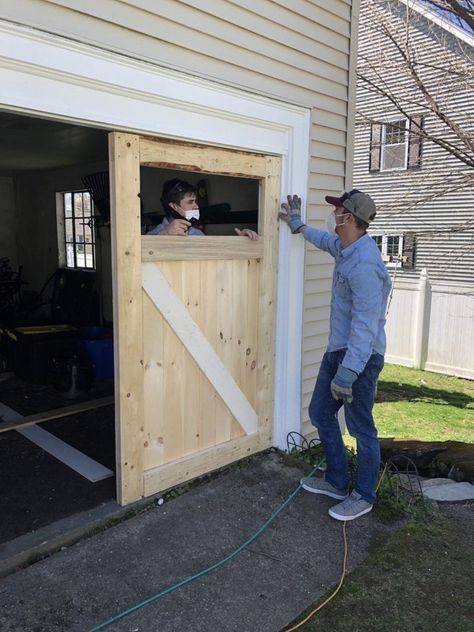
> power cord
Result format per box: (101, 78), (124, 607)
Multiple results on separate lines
(284, 463), (388, 631)
(284, 522), (348, 631)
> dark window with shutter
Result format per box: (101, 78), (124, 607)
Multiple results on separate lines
(408, 116), (423, 169)
(369, 123), (382, 172)
(402, 232), (416, 268)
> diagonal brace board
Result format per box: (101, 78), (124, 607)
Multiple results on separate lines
(142, 263), (258, 435)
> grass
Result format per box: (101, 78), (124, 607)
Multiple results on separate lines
(284, 364), (474, 632)
(284, 510), (474, 632)
(344, 363), (474, 449)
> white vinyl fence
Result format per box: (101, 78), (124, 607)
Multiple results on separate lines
(385, 269), (474, 380)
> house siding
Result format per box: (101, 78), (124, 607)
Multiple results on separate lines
(0, 0), (359, 437)
(354, 0), (474, 286)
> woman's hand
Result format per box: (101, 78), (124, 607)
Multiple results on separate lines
(234, 228), (259, 240)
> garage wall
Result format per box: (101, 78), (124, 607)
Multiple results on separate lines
(14, 161), (112, 320)
(1, 0), (359, 437)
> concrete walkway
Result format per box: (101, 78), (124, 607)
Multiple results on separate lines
(0, 451), (397, 632)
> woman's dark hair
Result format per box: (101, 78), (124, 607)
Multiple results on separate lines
(160, 178), (197, 216)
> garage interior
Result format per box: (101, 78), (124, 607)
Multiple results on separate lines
(0, 111), (259, 544)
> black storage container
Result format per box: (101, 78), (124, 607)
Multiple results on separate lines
(10, 324), (79, 384)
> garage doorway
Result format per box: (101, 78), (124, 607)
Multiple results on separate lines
(0, 111), (115, 543)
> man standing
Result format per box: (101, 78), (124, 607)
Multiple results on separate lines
(279, 190), (391, 521)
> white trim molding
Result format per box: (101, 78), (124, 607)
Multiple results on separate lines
(0, 19), (311, 450)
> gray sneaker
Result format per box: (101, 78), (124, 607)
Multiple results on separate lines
(328, 490), (373, 521)
(300, 477), (348, 500)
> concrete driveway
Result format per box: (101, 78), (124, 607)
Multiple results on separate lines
(0, 451), (396, 632)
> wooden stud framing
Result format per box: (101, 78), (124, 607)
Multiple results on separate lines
(257, 156), (281, 446)
(142, 236), (264, 261)
(109, 132), (144, 504)
(140, 138), (267, 178)
(0, 396), (114, 433)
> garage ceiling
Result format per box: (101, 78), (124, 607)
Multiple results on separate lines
(0, 111), (109, 175)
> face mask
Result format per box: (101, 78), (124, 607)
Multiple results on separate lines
(184, 208), (200, 222)
(325, 212), (337, 234)
(325, 211), (348, 234)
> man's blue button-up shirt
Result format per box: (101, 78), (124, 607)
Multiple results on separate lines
(303, 227), (392, 375)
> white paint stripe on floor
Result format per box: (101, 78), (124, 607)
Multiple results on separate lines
(0, 401), (113, 483)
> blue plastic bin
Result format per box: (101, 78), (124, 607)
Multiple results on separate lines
(78, 327), (114, 380)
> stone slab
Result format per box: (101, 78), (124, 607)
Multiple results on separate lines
(423, 482), (474, 502)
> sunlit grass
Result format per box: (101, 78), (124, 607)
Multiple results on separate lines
(344, 364), (474, 449)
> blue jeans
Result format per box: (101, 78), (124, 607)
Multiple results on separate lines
(308, 350), (384, 504)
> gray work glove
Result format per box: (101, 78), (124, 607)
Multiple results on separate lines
(279, 194), (305, 233)
(330, 366), (358, 404)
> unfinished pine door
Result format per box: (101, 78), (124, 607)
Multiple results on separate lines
(110, 133), (280, 504)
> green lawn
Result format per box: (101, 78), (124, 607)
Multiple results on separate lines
(286, 364), (474, 632)
(285, 509), (474, 632)
(345, 364), (474, 447)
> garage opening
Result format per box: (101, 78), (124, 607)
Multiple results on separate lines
(0, 113), (262, 542)
(0, 111), (114, 544)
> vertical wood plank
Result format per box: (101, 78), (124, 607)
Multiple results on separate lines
(109, 132), (144, 504)
(161, 261), (186, 462)
(257, 156), (281, 445)
(199, 260), (218, 448)
(182, 260), (202, 455)
(215, 258), (234, 443)
(143, 289), (165, 469)
(230, 259), (248, 440)
(244, 258), (259, 410)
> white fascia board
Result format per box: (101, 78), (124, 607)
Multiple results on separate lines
(0, 21), (302, 154)
(400, 0), (474, 48)
(0, 19), (310, 450)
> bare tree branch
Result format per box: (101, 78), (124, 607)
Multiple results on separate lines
(357, 0), (474, 169)
(423, 0), (474, 32)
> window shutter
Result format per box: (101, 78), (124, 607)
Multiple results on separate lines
(402, 232), (416, 268)
(369, 123), (382, 172)
(408, 116), (423, 169)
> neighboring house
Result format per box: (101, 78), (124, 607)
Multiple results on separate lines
(0, 1), (360, 505)
(354, 0), (474, 379)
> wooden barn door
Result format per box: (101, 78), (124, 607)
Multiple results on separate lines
(110, 133), (280, 504)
